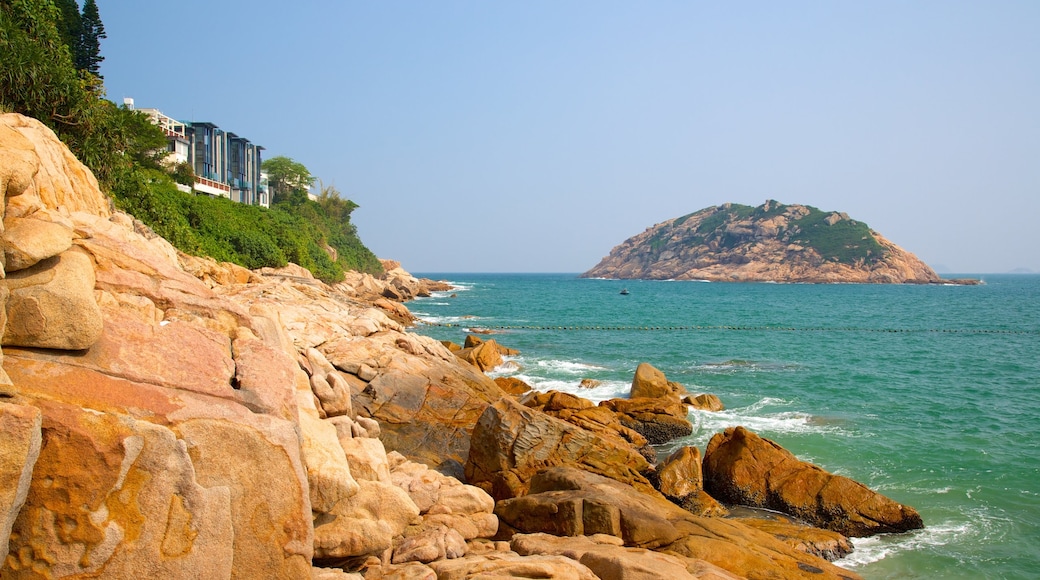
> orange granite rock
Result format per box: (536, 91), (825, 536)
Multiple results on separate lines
(704, 426), (924, 537)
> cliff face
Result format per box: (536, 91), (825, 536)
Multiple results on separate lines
(582, 201), (941, 283)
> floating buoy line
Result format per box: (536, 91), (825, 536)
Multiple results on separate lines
(416, 320), (1038, 335)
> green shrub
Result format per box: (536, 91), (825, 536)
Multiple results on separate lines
(788, 208), (885, 264)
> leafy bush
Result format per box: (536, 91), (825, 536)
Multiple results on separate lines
(110, 167), (200, 252)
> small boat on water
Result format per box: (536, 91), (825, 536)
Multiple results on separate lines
(619, 288), (630, 295)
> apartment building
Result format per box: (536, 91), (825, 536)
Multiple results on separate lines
(134, 101), (269, 207)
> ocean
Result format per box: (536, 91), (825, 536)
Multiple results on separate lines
(409, 273), (1040, 579)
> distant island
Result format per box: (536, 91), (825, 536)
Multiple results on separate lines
(582, 201), (977, 284)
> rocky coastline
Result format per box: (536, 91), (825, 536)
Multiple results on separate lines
(0, 113), (923, 579)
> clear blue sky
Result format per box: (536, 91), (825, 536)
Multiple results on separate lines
(98, 1), (1039, 273)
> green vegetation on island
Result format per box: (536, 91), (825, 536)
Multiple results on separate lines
(679, 201), (885, 265)
(1, 0), (381, 282)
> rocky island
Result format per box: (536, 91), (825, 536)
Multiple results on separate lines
(0, 113), (927, 579)
(583, 201), (948, 283)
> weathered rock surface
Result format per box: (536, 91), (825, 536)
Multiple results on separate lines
(652, 446), (728, 517)
(703, 426), (924, 537)
(600, 396), (693, 445)
(0, 114), (111, 218)
(465, 397), (655, 501)
(427, 552), (601, 580)
(391, 526), (467, 564)
(3, 247), (103, 350)
(387, 451), (498, 542)
(0, 402), (41, 566)
(737, 515), (854, 562)
(687, 393), (725, 412)
(521, 390), (655, 463)
(582, 200), (945, 283)
(3, 216), (74, 271)
(494, 376), (532, 396)
(512, 533), (741, 580)
(497, 467), (860, 580)
(4, 399), (238, 579)
(631, 362), (688, 399)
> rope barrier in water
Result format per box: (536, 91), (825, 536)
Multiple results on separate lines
(416, 321), (1039, 335)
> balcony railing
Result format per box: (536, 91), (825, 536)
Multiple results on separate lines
(193, 176), (231, 193)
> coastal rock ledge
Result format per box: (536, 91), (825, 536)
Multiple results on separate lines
(582, 200), (948, 283)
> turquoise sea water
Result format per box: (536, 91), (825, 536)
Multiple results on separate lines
(410, 273), (1040, 579)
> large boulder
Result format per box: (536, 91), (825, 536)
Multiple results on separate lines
(652, 446), (727, 517)
(0, 114), (110, 219)
(630, 362), (687, 399)
(495, 376), (533, 396)
(703, 426), (924, 537)
(298, 401), (360, 513)
(171, 414), (313, 578)
(453, 339), (504, 372)
(351, 365), (502, 467)
(465, 397), (655, 501)
(3, 215), (74, 272)
(600, 396), (693, 445)
(687, 393), (724, 412)
(521, 390), (655, 462)
(3, 247), (103, 350)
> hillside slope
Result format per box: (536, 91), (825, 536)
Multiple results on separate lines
(582, 201), (941, 283)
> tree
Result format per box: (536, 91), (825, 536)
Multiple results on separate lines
(53, 0), (80, 57)
(316, 180), (358, 223)
(262, 156), (314, 205)
(1, 0), (165, 190)
(75, 0), (105, 78)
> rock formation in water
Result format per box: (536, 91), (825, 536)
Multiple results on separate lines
(583, 200), (942, 283)
(703, 426), (924, 537)
(0, 112), (925, 579)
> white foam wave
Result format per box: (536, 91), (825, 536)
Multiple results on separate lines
(692, 360), (800, 374)
(739, 396), (790, 413)
(682, 397), (852, 447)
(508, 374), (631, 403)
(534, 359), (608, 374)
(416, 315), (478, 325)
(838, 521), (974, 568)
